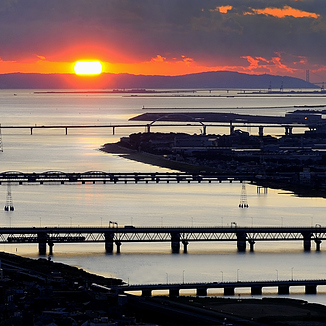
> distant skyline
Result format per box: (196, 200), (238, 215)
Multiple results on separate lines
(0, 1), (325, 82)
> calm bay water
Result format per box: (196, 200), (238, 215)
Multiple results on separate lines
(1, 89), (326, 303)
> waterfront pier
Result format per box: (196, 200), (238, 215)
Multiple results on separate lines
(1, 225), (326, 255)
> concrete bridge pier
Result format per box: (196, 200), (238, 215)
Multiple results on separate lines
(142, 289), (152, 297)
(182, 240), (189, 253)
(302, 232), (312, 251)
(105, 232), (114, 254)
(315, 239), (322, 251)
(259, 126), (264, 137)
(305, 285), (317, 294)
(248, 239), (255, 252)
(170, 288), (179, 297)
(37, 232), (48, 255)
(278, 286), (289, 295)
(115, 241), (122, 254)
(48, 241), (54, 256)
(251, 286), (262, 295)
(171, 232), (180, 253)
(196, 288), (207, 296)
(230, 120), (234, 135)
(224, 287), (235, 296)
(236, 232), (247, 252)
(285, 126), (293, 136)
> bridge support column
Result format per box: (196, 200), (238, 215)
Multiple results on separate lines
(170, 288), (179, 297)
(65, 127), (68, 135)
(305, 285), (317, 294)
(182, 240), (189, 253)
(258, 126), (264, 137)
(248, 239), (255, 252)
(146, 124), (151, 133)
(112, 126), (115, 135)
(302, 232), (312, 251)
(115, 241), (122, 254)
(224, 287), (235, 296)
(196, 288), (207, 296)
(315, 239), (322, 251)
(105, 232), (114, 254)
(230, 120), (234, 135)
(278, 286), (289, 295)
(171, 232), (180, 254)
(48, 241), (54, 256)
(37, 232), (48, 256)
(236, 232), (247, 252)
(251, 286), (262, 295)
(142, 290), (152, 297)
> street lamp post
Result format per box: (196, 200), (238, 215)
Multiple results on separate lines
(221, 271), (224, 282)
(237, 269), (240, 282)
(275, 269), (278, 281)
(291, 267), (294, 281)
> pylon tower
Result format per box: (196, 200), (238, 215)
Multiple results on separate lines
(4, 183), (14, 211)
(239, 183), (249, 208)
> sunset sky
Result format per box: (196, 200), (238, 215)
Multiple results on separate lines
(0, 0), (325, 82)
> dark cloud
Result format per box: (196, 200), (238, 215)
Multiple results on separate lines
(0, 0), (325, 76)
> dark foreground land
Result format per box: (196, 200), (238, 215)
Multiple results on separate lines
(2, 252), (326, 325)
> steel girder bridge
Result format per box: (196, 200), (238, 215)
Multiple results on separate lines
(0, 226), (325, 255)
(0, 171), (256, 184)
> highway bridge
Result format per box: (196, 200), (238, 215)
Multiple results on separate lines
(111, 279), (326, 296)
(0, 120), (314, 136)
(1, 225), (325, 255)
(0, 171), (256, 184)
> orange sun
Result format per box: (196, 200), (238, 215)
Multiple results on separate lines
(74, 61), (102, 75)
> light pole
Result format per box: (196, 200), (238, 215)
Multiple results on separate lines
(275, 269), (278, 281)
(183, 270), (185, 284)
(221, 271), (224, 282)
(166, 273), (169, 284)
(291, 267), (294, 281)
(237, 269), (240, 282)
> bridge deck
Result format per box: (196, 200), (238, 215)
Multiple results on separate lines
(0, 226), (325, 255)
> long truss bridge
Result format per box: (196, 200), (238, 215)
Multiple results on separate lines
(0, 171), (257, 184)
(1, 225), (325, 255)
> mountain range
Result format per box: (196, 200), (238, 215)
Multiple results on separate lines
(0, 71), (316, 90)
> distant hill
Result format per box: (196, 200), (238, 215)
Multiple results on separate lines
(0, 71), (316, 89)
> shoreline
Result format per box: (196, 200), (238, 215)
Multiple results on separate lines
(100, 142), (326, 198)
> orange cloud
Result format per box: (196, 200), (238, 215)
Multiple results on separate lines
(241, 55), (297, 75)
(210, 5), (233, 14)
(245, 5), (319, 19)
